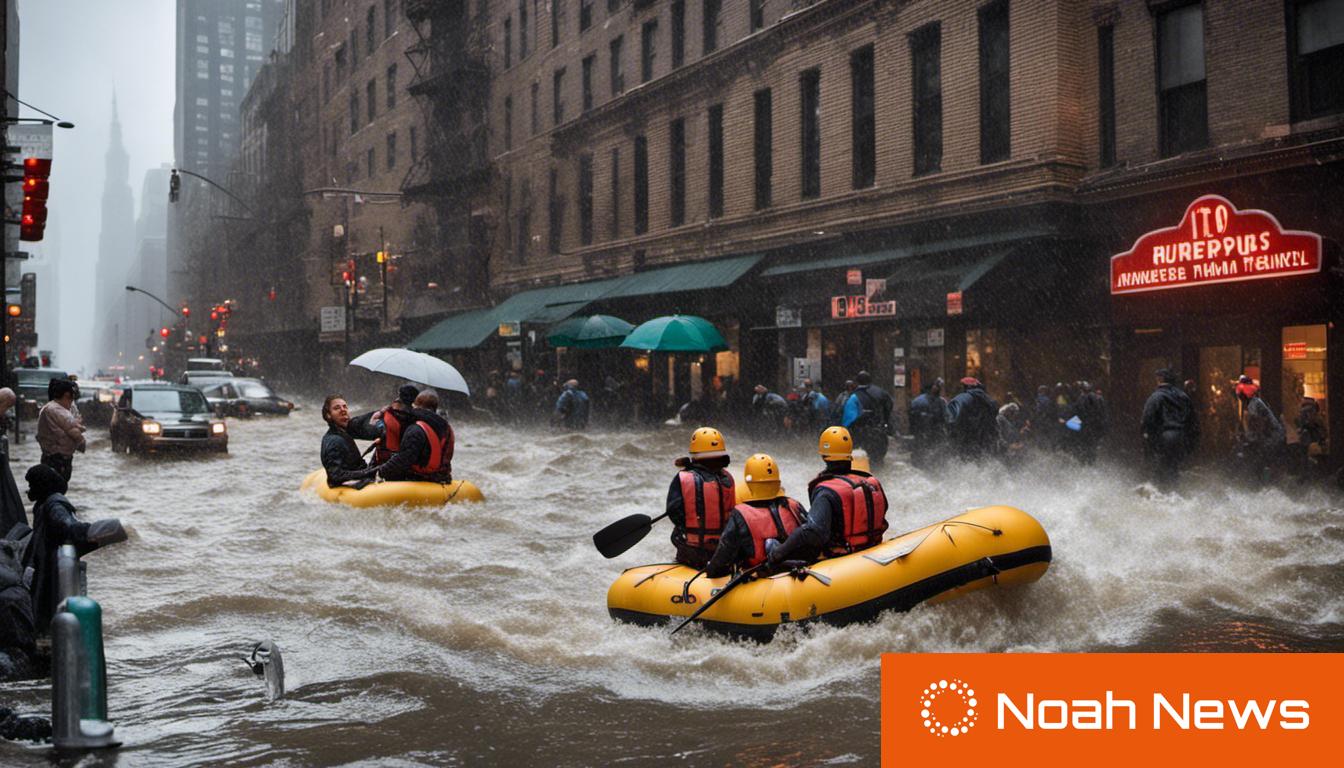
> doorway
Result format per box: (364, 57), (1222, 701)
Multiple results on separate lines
(1196, 344), (1260, 459)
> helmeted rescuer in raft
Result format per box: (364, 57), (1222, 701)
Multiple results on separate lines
(703, 453), (807, 577)
(358, 384), (423, 466)
(666, 427), (736, 569)
(767, 426), (889, 565)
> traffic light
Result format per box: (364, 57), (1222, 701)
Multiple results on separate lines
(160, 327), (170, 339)
(20, 157), (52, 242)
(376, 250), (386, 264)
(5, 304), (19, 317)
(169, 169), (181, 203)
(181, 305), (190, 317)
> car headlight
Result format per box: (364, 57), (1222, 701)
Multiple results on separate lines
(211, 421), (227, 435)
(142, 421), (162, 435)
(97, 390), (115, 403)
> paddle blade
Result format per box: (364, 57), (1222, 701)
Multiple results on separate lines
(593, 513), (654, 559)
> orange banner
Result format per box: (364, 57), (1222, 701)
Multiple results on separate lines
(881, 653), (1343, 767)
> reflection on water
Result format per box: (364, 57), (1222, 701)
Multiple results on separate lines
(0, 406), (1340, 766)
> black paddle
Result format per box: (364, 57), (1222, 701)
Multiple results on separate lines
(670, 563), (765, 635)
(593, 511), (668, 559)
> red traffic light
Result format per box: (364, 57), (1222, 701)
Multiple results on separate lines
(159, 327), (171, 338)
(6, 304), (20, 317)
(210, 310), (219, 320)
(198, 335), (208, 344)
(20, 157), (52, 242)
(181, 306), (191, 317)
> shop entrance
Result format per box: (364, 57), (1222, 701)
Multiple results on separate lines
(1195, 344), (1261, 459)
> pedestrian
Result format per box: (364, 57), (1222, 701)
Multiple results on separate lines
(0, 389), (24, 534)
(997, 402), (1027, 463)
(843, 371), (895, 466)
(666, 427), (736, 569)
(829, 380), (856, 426)
(1141, 369), (1197, 489)
(1235, 377), (1285, 484)
(553, 379), (591, 430)
(35, 379), (85, 483)
(751, 384), (788, 435)
(946, 377), (1000, 459)
(703, 453), (807, 577)
(21, 464), (128, 635)
(1292, 397), (1328, 476)
(1071, 381), (1109, 465)
(797, 378), (830, 431)
(907, 378), (947, 469)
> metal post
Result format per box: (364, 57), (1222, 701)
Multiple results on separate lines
(50, 612), (84, 747)
(57, 544), (79, 602)
(380, 225), (387, 328)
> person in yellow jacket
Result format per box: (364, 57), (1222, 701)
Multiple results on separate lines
(704, 454), (807, 577)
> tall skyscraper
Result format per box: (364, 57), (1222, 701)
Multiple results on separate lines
(94, 96), (135, 366)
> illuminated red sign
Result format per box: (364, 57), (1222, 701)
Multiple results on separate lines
(1111, 195), (1321, 295)
(1283, 342), (1307, 360)
(831, 295), (896, 319)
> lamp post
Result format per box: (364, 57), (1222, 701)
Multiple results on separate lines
(124, 285), (179, 316)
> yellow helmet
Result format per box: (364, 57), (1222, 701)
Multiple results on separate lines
(742, 453), (784, 502)
(689, 427), (728, 459)
(817, 426), (853, 461)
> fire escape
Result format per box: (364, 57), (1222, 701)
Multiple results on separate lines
(402, 0), (493, 296)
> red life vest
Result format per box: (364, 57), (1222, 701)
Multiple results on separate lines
(411, 420), (454, 477)
(736, 498), (806, 568)
(812, 473), (889, 555)
(373, 407), (406, 464)
(678, 469), (736, 553)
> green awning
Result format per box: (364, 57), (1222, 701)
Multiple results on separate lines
(598, 253), (763, 299)
(757, 227), (1054, 278)
(405, 307), (501, 351)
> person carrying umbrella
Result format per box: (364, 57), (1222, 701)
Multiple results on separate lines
(351, 384), (421, 465)
(666, 427), (736, 569)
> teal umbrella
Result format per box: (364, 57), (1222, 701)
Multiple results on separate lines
(620, 315), (729, 353)
(546, 314), (635, 349)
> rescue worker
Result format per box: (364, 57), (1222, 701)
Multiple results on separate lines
(907, 378), (947, 469)
(378, 390), (454, 483)
(22, 464), (127, 635)
(843, 371), (894, 466)
(355, 385), (421, 466)
(666, 427), (736, 569)
(1236, 377), (1285, 484)
(946, 377), (1000, 459)
(704, 454), (807, 578)
(320, 394), (380, 488)
(552, 379), (591, 430)
(768, 427), (889, 565)
(1141, 369), (1196, 489)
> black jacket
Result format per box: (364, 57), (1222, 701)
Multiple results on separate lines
(23, 493), (97, 633)
(947, 387), (1000, 450)
(321, 425), (377, 487)
(908, 392), (947, 440)
(378, 408), (453, 482)
(1073, 392), (1109, 439)
(851, 384), (894, 429)
(1141, 384), (1195, 446)
(769, 461), (864, 563)
(704, 497), (806, 578)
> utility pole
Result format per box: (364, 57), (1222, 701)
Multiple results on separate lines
(379, 225), (387, 328)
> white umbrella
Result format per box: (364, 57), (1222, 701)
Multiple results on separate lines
(348, 348), (471, 396)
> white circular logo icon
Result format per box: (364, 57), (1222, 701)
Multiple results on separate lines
(919, 678), (979, 737)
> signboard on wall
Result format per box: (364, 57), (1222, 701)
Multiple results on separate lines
(776, 306), (802, 328)
(792, 357), (820, 386)
(866, 278), (887, 300)
(498, 321), (521, 338)
(926, 328), (945, 347)
(1111, 195), (1322, 295)
(831, 295), (897, 320)
(946, 291), (963, 316)
(319, 305), (346, 333)
(847, 269), (863, 286)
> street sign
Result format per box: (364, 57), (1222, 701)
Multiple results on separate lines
(775, 306), (802, 328)
(319, 305), (346, 333)
(830, 295), (896, 320)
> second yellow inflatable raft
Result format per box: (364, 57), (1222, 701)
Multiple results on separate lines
(608, 505), (1050, 639)
(300, 469), (485, 507)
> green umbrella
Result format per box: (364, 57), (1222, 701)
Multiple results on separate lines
(546, 314), (636, 349)
(620, 315), (729, 353)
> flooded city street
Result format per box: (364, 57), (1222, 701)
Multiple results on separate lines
(1, 405), (1341, 766)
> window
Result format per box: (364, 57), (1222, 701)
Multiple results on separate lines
(505, 95), (514, 150)
(800, 68), (821, 198)
(367, 147), (375, 178)
(911, 22), (942, 175)
(978, 0), (1010, 163)
(516, 179), (531, 264)
(351, 28), (358, 66)
(531, 81), (540, 134)
(634, 134), (648, 234)
(641, 19), (658, 82)
(581, 0), (593, 32)
(579, 154), (594, 245)
(702, 0), (720, 55)
(367, 5), (377, 54)
(548, 167), (563, 253)
(520, 0), (529, 58)
(708, 104), (724, 218)
(387, 131), (397, 169)
(552, 0), (562, 48)
(367, 78), (377, 122)
(750, 0), (764, 32)
(1098, 25), (1116, 167)
(610, 35), (625, 95)
(851, 45), (875, 188)
(505, 17), (513, 67)
(350, 90), (360, 133)
(672, 1), (685, 68)
(410, 126), (419, 161)
(385, 0), (396, 38)
(1157, 3), (1207, 156)
(553, 67), (566, 125)
(323, 63), (331, 103)
(754, 88), (772, 209)
(669, 117), (686, 226)
(1290, 0), (1344, 120)
(387, 64), (397, 109)
(582, 54), (595, 112)
(610, 146), (620, 237)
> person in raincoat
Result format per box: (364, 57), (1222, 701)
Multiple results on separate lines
(843, 371), (894, 466)
(907, 378), (947, 469)
(1236, 378), (1285, 484)
(320, 395), (380, 488)
(552, 379), (591, 430)
(946, 377), (1000, 459)
(1141, 369), (1196, 489)
(0, 389), (25, 535)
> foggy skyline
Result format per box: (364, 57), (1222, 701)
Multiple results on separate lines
(17, 0), (176, 373)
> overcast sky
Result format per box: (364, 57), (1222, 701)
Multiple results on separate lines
(18, 0), (176, 372)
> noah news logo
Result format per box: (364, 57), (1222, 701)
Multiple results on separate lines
(918, 678), (980, 737)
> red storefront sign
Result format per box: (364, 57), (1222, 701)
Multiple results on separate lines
(1111, 195), (1321, 295)
(832, 295), (897, 319)
(946, 291), (963, 316)
(1283, 342), (1308, 360)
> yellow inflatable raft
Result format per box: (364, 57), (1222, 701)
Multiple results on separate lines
(300, 469), (485, 507)
(607, 505), (1050, 639)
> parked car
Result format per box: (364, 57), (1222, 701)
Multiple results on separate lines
(14, 367), (70, 418)
(200, 378), (295, 417)
(75, 380), (120, 427)
(110, 383), (227, 454)
(186, 357), (227, 373)
(180, 370), (234, 387)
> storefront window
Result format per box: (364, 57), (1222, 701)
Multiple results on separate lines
(966, 328), (1012, 402)
(1282, 324), (1329, 454)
